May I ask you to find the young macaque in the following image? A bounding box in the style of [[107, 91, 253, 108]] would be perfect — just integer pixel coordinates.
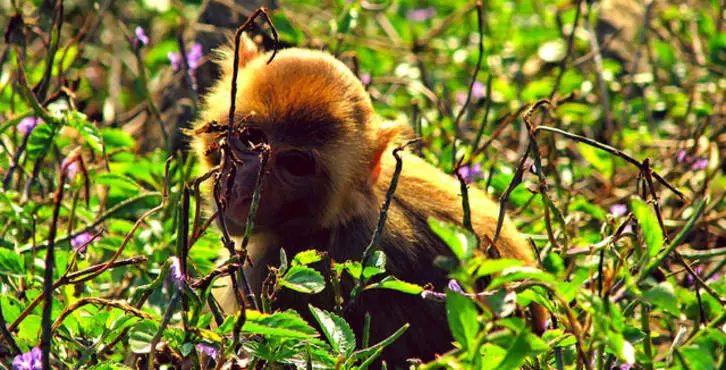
[[190, 34, 544, 365]]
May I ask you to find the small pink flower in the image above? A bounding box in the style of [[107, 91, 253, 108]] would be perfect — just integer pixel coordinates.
[[167, 52, 181, 71], [407, 7, 436, 22], [12, 347, 42, 370], [71, 232, 95, 253], [610, 204, 627, 217], [676, 150, 687, 163], [360, 73, 371, 85], [471, 81, 485, 99], [169, 257, 185, 284], [17, 117, 42, 135], [61, 156, 79, 182], [187, 43, 203, 70], [196, 343, 219, 359], [455, 91, 467, 105], [448, 279, 464, 293], [458, 163, 484, 184], [691, 158, 708, 171], [134, 26, 149, 47]]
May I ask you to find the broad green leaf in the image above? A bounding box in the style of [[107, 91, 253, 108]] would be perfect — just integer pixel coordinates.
[[494, 330, 548, 370], [101, 128, 136, 150], [309, 305, 356, 355], [128, 320, 159, 353], [364, 276, 423, 295], [475, 259, 524, 278], [348, 323, 409, 365], [66, 111, 103, 153], [428, 217, 476, 260], [94, 173, 142, 193], [631, 197, 664, 258], [642, 281, 679, 315], [446, 291, 479, 349], [291, 249, 324, 266], [488, 266, 554, 289], [0, 248, 24, 276], [242, 310, 317, 339], [280, 265, 325, 294], [26, 122, 57, 159], [577, 143, 613, 178], [270, 11, 304, 44]]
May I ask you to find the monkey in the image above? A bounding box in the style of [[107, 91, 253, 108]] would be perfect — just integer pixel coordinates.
[[189, 34, 545, 367]]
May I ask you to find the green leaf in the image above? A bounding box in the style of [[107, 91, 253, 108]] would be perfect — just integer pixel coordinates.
[[26, 122, 57, 160], [280, 265, 325, 294], [488, 266, 554, 289], [428, 217, 476, 260], [494, 330, 548, 370], [308, 305, 356, 355], [336, 6, 359, 35], [446, 291, 479, 349], [243, 309, 317, 339], [101, 128, 136, 150], [680, 345, 718, 370], [630, 197, 664, 258], [642, 281, 679, 315], [577, 143, 613, 178], [475, 259, 525, 278], [364, 276, 423, 295], [348, 323, 409, 365], [66, 111, 104, 153], [0, 248, 24, 276], [270, 11, 304, 44], [291, 249, 324, 266], [128, 320, 159, 353], [94, 173, 142, 193]]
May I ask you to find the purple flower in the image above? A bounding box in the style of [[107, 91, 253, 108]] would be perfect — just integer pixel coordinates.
[[456, 81, 485, 105], [685, 266, 702, 287], [447, 279, 464, 293], [167, 52, 181, 71], [471, 81, 485, 98], [456, 92, 468, 105], [61, 156, 79, 182], [17, 117, 42, 135], [71, 232, 95, 253], [187, 43, 203, 70], [457, 163, 484, 183], [676, 150, 687, 163], [407, 7, 436, 22], [169, 257, 185, 283], [196, 343, 219, 359], [691, 158, 708, 171], [12, 347, 42, 370], [360, 73, 371, 85], [168, 43, 204, 90], [134, 26, 149, 47], [610, 204, 628, 217]]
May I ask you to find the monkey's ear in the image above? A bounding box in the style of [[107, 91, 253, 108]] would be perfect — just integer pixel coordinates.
[[369, 121, 400, 185], [218, 33, 259, 76]]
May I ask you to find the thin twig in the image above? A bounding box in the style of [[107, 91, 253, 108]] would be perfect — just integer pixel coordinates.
[[451, 2, 484, 168], [344, 140, 417, 315]]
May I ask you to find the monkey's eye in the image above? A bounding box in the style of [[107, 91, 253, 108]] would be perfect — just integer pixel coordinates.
[[277, 150, 317, 178], [233, 127, 268, 151]]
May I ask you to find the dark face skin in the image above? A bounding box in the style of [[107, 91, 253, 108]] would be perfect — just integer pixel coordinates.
[[219, 125, 333, 237]]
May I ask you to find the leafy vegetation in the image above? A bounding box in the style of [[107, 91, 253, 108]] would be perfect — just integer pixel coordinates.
[[0, 0, 724, 369]]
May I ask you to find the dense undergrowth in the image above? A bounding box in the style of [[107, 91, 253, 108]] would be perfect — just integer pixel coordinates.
[[0, 0, 724, 369]]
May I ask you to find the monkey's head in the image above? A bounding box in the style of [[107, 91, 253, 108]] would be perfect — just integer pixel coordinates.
[[192, 35, 399, 237]]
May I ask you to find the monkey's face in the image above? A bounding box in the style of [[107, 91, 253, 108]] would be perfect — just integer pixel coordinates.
[[218, 125, 333, 235], [195, 48, 378, 237]]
